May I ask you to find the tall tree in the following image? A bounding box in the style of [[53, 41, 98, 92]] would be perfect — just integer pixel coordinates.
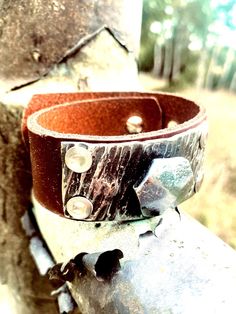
[[140, 0, 236, 90]]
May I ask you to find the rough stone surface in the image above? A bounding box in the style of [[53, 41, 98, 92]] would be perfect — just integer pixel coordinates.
[[0, 0, 142, 92], [1, 28, 139, 107], [0, 103, 59, 313]]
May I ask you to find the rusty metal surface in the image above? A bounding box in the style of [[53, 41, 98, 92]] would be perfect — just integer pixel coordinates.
[[0, 0, 142, 91], [33, 202, 236, 313], [49, 249, 124, 283]]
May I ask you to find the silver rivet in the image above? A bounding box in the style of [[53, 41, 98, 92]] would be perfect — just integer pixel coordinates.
[[66, 196, 93, 219], [65, 145, 92, 173], [126, 116, 143, 134], [168, 120, 178, 128]]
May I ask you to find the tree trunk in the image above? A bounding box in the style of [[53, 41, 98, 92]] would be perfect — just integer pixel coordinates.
[[0, 1, 142, 313]]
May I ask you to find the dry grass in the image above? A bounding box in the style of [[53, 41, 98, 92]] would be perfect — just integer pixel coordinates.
[[140, 73, 236, 248], [181, 89, 236, 248]]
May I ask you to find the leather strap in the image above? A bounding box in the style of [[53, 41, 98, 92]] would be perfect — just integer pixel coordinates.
[[23, 92, 207, 221]]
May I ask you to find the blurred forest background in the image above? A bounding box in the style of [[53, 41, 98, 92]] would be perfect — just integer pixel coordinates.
[[139, 0, 236, 91], [139, 0, 236, 248]]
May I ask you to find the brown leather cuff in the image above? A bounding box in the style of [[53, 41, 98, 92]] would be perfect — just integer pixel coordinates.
[[23, 92, 207, 221]]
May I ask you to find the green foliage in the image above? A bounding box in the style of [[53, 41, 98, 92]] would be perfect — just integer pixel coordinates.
[[139, 0, 236, 91], [139, 34, 155, 71], [215, 0, 236, 29], [139, 0, 213, 77]]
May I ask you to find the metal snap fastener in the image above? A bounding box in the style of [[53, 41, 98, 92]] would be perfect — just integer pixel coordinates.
[[126, 116, 143, 133], [65, 145, 92, 173], [168, 120, 178, 128], [66, 196, 93, 219]]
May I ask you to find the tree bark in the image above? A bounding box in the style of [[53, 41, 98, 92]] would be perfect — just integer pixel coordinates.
[[0, 103, 60, 313], [0, 0, 142, 93], [0, 1, 142, 313]]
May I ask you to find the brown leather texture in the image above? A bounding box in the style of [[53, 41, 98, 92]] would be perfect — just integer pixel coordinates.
[[24, 92, 206, 220], [37, 97, 162, 136]]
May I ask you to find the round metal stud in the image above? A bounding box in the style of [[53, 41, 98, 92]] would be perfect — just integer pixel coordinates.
[[126, 115, 143, 134], [167, 120, 178, 128], [65, 145, 92, 173], [66, 196, 93, 220]]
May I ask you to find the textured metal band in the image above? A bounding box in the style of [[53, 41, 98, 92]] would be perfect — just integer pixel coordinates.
[[61, 121, 207, 221], [25, 92, 207, 222]]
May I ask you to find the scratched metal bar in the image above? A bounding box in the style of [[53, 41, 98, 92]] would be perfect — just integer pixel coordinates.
[[61, 122, 207, 221]]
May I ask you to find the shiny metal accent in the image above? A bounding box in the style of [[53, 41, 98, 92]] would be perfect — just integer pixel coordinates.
[[167, 120, 178, 128], [134, 157, 194, 217], [126, 115, 143, 133], [61, 121, 207, 221], [66, 196, 93, 219], [65, 145, 92, 173]]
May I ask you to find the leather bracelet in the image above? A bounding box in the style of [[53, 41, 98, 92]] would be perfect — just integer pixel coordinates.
[[23, 92, 207, 221]]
